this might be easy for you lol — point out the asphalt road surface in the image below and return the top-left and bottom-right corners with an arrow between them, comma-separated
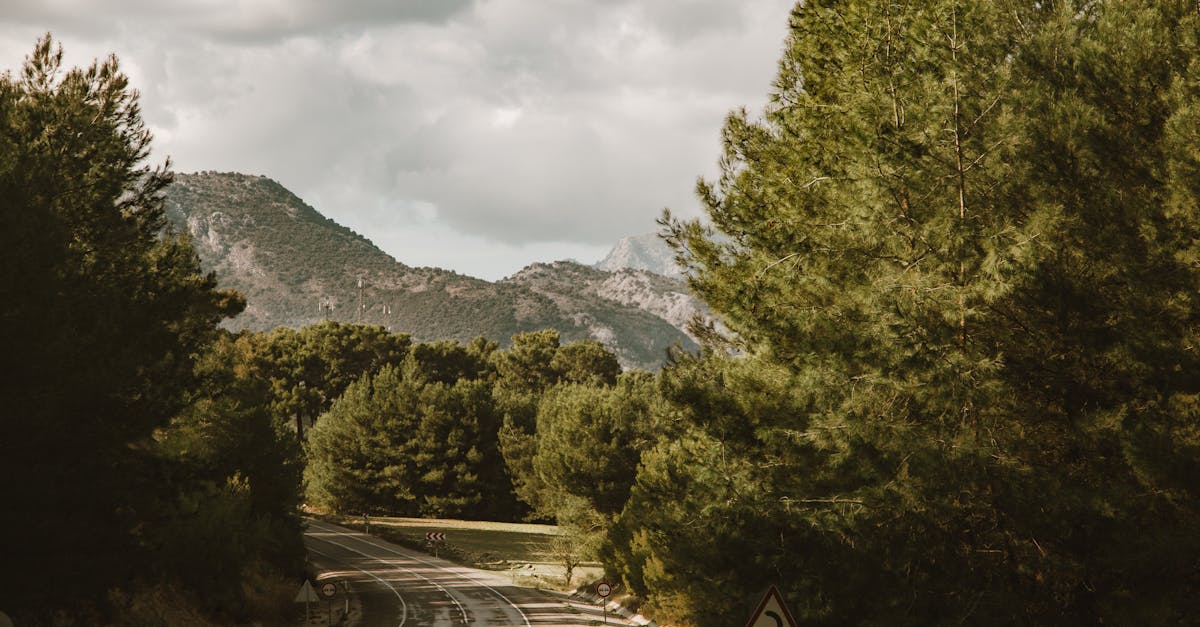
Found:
304,519 -> 634,627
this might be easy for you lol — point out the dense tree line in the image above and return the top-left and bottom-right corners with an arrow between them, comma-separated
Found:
298,327 -> 661,587
620,0 -> 1200,624
303,329 -> 626,523
0,37 -> 306,623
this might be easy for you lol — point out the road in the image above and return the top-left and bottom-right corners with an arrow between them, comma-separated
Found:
303,519 -> 635,626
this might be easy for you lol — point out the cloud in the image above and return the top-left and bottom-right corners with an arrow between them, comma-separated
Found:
4,0 -> 478,41
1,0 -> 795,278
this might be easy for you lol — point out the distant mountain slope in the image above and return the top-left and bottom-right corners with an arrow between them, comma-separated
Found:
501,261 -> 711,358
164,172 -> 699,369
594,232 -> 683,278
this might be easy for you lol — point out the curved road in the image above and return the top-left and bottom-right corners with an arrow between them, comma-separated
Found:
304,519 -> 633,626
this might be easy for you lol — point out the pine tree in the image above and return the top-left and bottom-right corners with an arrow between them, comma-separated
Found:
0,36 -> 243,615
251,322 -> 411,440
494,331 -> 627,517
305,366 -> 426,514
648,0 -> 1200,623
533,376 -> 656,516
305,362 -> 518,519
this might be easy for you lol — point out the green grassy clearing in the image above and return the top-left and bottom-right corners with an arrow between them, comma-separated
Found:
367,515 -> 556,564
309,511 -> 603,591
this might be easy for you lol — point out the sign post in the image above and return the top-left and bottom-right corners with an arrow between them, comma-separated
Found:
596,581 -> 613,625
320,580 -> 338,626
425,531 -> 446,558
294,580 -> 319,622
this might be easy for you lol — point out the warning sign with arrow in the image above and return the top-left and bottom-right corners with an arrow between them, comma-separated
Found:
745,585 -> 798,627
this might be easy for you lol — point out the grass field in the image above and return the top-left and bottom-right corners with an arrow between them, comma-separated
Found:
310,511 -> 604,591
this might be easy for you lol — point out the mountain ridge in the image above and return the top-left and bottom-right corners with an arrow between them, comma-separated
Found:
164,171 -> 705,369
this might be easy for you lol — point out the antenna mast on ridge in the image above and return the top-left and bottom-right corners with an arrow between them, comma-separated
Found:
357,277 -> 364,323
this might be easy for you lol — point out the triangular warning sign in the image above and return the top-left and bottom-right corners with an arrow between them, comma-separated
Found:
294,579 -> 320,603
745,585 -> 798,627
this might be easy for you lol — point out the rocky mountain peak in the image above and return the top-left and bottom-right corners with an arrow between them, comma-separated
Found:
164,172 -> 704,370
594,232 -> 682,278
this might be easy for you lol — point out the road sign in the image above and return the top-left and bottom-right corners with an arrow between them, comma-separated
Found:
596,581 -> 613,598
745,585 -> 798,627
294,580 -> 320,603
320,581 -> 338,599
425,531 -> 446,542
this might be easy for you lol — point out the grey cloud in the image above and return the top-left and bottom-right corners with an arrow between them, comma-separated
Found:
257,0 -> 787,246
634,0 -> 752,42
385,97 -> 720,245
1,0 -> 796,274
4,0 -> 477,43
342,0 -> 793,245
197,0 -> 479,44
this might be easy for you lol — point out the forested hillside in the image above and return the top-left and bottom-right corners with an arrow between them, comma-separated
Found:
164,172 -> 703,369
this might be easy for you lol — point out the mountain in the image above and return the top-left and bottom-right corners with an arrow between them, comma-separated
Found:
502,260 -> 708,350
163,172 -> 701,369
594,232 -> 683,278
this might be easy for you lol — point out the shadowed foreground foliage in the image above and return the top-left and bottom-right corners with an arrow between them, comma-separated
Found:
0,36 -> 304,623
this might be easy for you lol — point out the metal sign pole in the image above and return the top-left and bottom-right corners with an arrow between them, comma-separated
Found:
595,581 -> 613,625
296,580 -> 321,623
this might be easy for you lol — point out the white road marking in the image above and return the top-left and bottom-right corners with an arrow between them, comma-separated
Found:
309,520 -> 533,627
308,524 -> 470,624
307,543 -> 407,627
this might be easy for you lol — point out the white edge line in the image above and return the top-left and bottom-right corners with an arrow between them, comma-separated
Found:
307,543 -> 407,627
308,525 -> 470,624
310,520 -> 534,627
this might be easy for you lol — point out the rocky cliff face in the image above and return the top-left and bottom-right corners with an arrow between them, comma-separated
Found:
164,172 -> 701,369
502,260 -> 711,351
594,232 -> 683,278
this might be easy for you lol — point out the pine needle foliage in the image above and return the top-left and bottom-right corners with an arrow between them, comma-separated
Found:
0,35 -> 303,621
648,1 -> 1200,624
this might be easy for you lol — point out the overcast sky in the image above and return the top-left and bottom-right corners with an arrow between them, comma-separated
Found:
2,0 -> 794,280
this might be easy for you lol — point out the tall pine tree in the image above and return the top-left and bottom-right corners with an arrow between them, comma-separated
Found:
648,0 -> 1200,623
0,36 -> 243,615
